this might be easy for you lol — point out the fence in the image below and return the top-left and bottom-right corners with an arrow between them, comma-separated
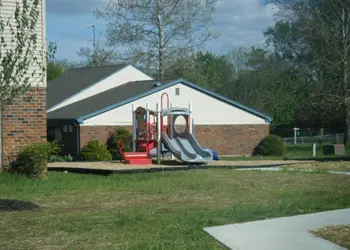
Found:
282,133 -> 344,145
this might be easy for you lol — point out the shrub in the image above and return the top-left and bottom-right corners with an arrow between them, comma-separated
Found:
81,140 -> 113,161
107,127 -> 132,159
48,154 -> 73,162
253,134 -> 285,156
10,142 -> 60,178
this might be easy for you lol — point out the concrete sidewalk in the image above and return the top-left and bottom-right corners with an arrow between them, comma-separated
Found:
204,208 -> 350,250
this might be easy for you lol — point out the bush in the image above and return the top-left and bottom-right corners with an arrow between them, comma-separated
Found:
10,142 -> 60,178
253,134 -> 285,156
48,154 -> 73,162
81,140 -> 113,161
107,127 -> 132,159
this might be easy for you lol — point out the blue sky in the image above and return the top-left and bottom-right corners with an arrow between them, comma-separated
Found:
46,0 -> 279,61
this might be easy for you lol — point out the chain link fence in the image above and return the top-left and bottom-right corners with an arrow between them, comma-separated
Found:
282,133 -> 344,145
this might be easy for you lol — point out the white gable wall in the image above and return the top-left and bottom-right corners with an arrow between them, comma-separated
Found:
48,65 -> 153,112
82,83 -> 268,126
1,0 -> 46,88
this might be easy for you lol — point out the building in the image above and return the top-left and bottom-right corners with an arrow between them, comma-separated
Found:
1,0 -> 46,164
47,65 -> 271,158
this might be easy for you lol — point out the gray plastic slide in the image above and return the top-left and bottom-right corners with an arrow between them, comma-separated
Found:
161,132 -> 213,163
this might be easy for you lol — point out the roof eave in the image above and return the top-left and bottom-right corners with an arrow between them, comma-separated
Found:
47,64 -> 135,112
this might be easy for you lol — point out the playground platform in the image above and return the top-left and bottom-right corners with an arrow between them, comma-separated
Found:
47,160 -> 315,175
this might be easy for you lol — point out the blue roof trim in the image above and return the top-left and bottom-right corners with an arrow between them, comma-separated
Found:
77,78 -> 272,123
47,64 -> 153,112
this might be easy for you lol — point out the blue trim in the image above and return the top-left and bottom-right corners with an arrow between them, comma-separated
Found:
78,78 -> 272,122
77,118 -> 84,124
47,64 -> 153,112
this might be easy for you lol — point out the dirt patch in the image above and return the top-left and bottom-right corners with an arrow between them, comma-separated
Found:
312,225 -> 350,249
291,162 -> 350,172
48,160 -> 316,172
0,199 -> 40,212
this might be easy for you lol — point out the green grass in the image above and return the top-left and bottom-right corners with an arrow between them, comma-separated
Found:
1,170 -> 350,249
221,144 -> 350,161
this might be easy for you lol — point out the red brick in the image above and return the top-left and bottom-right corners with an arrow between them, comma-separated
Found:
79,124 -> 269,155
2,88 -> 46,164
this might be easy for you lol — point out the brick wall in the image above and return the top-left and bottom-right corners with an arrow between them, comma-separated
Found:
79,124 -> 269,156
2,88 -> 47,164
80,126 -> 132,149
194,124 -> 269,155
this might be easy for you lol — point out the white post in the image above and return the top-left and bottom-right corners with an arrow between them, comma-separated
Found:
336,134 -> 339,144
132,103 -> 136,152
146,102 -> 149,140
156,102 -> 161,164
293,127 -> 299,145
189,102 -> 193,134
312,143 -> 316,157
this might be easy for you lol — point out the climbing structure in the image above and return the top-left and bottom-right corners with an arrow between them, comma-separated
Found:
118,92 -> 215,165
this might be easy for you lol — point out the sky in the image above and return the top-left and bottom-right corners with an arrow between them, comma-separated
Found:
46,0 -> 280,61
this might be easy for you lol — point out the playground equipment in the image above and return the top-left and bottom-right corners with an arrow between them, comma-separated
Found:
118,92 -> 214,164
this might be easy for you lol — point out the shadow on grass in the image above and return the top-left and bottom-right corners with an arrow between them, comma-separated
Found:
0,199 -> 40,212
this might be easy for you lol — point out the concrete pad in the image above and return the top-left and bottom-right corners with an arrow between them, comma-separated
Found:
204,208 -> 350,250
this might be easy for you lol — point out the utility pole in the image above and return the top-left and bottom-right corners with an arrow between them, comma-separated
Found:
86,24 -> 96,65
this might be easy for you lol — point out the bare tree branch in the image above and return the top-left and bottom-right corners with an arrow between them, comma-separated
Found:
91,0 -> 218,79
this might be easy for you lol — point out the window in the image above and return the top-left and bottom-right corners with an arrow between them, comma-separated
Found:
175,87 -> 180,96
63,125 -> 73,133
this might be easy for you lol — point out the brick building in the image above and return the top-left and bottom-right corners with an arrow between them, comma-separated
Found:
47,64 -> 271,158
1,0 -> 46,165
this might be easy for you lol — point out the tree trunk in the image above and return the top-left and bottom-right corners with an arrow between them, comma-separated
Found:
0,106 -> 2,169
344,103 -> 350,145
341,7 -> 350,145
156,0 -> 164,80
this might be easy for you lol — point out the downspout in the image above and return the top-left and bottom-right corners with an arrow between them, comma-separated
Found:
75,119 -> 82,160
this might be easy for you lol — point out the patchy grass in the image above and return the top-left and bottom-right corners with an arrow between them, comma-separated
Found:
290,162 -> 350,172
221,144 -> 350,161
312,225 -> 350,249
221,155 -> 285,161
1,170 -> 350,249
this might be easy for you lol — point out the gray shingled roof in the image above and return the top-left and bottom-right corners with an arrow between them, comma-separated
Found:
47,80 -> 174,120
47,64 -> 127,109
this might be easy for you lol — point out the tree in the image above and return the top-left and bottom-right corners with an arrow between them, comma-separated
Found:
236,47 -> 302,126
166,51 -> 234,92
94,0 -> 219,79
0,0 -> 42,104
78,41 -> 119,67
0,0 -> 42,165
46,41 -> 64,81
265,0 -> 350,144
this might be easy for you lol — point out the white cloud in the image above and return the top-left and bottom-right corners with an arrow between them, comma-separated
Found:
206,0 -> 279,53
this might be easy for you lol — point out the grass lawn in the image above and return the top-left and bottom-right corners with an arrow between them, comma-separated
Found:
312,225 -> 350,249
221,144 -> 350,161
1,170 -> 350,249
286,162 -> 350,172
